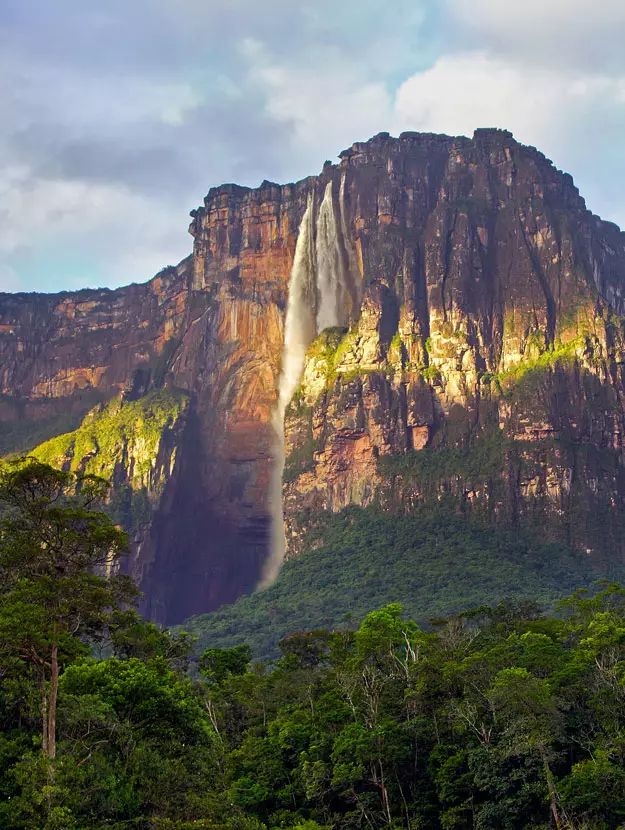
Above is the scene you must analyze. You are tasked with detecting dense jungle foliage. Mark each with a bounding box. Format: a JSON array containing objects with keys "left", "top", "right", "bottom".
[
  {"left": 31, "top": 389, "right": 189, "bottom": 482},
  {"left": 185, "top": 505, "right": 623, "bottom": 660},
  {"left": 2, "top": 460, "right": 625, "bottom": 829}
]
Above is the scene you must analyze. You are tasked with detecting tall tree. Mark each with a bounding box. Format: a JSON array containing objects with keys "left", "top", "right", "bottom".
[{"left": 0, "top": 458, "right": 137, "bottom": 763}]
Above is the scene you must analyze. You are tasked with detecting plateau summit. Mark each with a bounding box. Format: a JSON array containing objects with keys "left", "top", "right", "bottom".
[{"left": 2, "top": 128, "right": 625, "bottom": 623}]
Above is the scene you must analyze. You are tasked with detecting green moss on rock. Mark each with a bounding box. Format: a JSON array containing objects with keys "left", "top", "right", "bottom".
[
  {"left": 32, "top": 388, "right": 189, "bottom": 494},
  {"left": 30, "top": 389, "right": 189, "bottom": 534}
]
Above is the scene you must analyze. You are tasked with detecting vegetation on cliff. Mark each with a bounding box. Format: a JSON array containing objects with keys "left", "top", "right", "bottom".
[
  {"left": 184, "top": 505, "right": 622, "bottom": 661},
  {"left": 284, "top": 317, "right": 625, "bottom": 565},
  {"left": 32, "top": 389, "right": 188, "bottom": 481},
  {"left": 0, "top": 394, "right": 103, "bottom": 458},
  {"left": 1, "top": 462, "right": 625, "bottom": 829},
  {"left": 27, "top": 389, "right": 189, "bottom": 533},
  {"left": 376, "top": 429, "right": 625, "bottom": 557}
]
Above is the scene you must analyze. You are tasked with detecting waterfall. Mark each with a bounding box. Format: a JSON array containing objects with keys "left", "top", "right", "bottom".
[
  {"left": 260, "top": 181, "right": 355, "bottom": 589},
  {"left": 316, "top": 182, "right": 348, "bottom": 331},
  {"left": 260, "top": 195, "right": 317, "bottom": 589}
]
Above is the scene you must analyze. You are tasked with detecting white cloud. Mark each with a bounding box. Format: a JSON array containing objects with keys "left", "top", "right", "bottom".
[
  {"left": 395, "top": 54, "right": 582, "bottom": 143},
  {"left": 392, "top": 52, "right": 625, "bottom": 226},
  {"left": 0, "top": 167, "right": 188, "bottom": 290},
  {"left": 445, "top": 0, "right": 625, "bottom": 70},
  {"left": 239, "top": 39, "right": 393, "bottom": 169}
]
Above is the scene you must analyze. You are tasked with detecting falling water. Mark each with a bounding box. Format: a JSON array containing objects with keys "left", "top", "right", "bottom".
[
  {"left": 259, "top": 195, "right": 317, "bottom": 588},
  {"left": 260, "top": 181, "right": 356, "bottom": 588},
  {"left": 316, "top": 182, "right": 348, "bottom": 331}
]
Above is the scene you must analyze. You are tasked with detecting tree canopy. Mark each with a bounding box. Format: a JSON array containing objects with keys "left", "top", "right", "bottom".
[{"left": 1, "top": 461, "right": 625, "bottom": 829}]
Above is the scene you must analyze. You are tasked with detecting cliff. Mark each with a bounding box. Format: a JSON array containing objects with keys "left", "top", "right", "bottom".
[
  {"left": 1, "top": 128, "right": 625, "bottom": 621},
  {"left": 0, "top": 181, "right": 309, "bottom": 622},
  {"left": 282, "top": 130, "right": 625, "bottom": 564}
]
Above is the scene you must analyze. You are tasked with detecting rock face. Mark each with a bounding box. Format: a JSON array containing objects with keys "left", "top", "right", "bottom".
[
  {"left": 2, "top": 128, "right": 625, "bottom": 621},
  {"left": 283, "top": 130, "right": 625, "bottom": 565},
  {"left": 0, "top": 182, "right": 309, "bottom": 622}
]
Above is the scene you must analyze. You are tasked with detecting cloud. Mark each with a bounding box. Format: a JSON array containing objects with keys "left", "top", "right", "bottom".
[
  {"left": 155, "top": 0, "right": 428, "bottom": 72},
  {"left": 239, "top": 38, "right": 393, "bottom": 170},
  {"left": 0, "top": 0, "right": 431, "bottom": 292},
  {"left": 393, "top": 52, "right": 625, "bottom": 227},
  {"left": 444, "top": 0, "right": 625, "bottom": 71},
  {"left": 0, "top": 165, "right": 187, "bottom": 290},
  {"left": 1, "top": 0, "right": 624, "bottom": 292},
  {"left": 395, "top": 53, "right": 600, "bottom": 143}
]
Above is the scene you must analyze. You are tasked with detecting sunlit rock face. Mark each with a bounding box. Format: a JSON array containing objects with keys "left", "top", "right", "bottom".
[
  {"left": 2, "top": 128, "right": 625, "bottom": 621},
  {"left": 282, "top": 130, "right": 625, "bottom": 565}
]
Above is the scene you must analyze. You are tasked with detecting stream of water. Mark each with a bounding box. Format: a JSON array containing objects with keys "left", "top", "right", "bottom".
[{"left": 260, "top": 181, "right": 354, "bottom": 588}]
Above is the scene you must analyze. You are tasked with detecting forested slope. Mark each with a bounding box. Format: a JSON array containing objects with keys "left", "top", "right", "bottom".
[
  {"left": 2, "top": 460, "right": 625, "bottom": 829},
  {"left": 185, "top": 505, "right": 623, "bottom": 660}
]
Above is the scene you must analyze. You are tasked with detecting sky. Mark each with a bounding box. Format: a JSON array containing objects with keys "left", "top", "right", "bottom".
[{"left": 1, "top": 0, "right": 625, "bottom": 293}]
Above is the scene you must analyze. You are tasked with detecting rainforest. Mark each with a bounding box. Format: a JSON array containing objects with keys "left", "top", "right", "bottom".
[
  {"left": 3, "top": 126, "right": 625, "bottom": 829},
  {"left": 1, "top": 459, "right": 625, "bottom": 830}
]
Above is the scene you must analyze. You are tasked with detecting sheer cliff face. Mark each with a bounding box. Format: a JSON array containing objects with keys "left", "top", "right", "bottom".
[
  {"left": 282, "top": 130, "right": 625, "bottom": 563},
  {"left": 0, "top": 181, "right": 307, "bottom": 623},
  {"left": 2, "top": 128, "right": 625, "bottom": 621}
]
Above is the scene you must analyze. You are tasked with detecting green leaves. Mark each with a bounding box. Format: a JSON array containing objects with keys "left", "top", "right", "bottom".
[
  {"left": 185, "top": 505, "right": 617, "bottom": 662},
  {"left": 2, "top": 461, "right": 625, "bottom": 829},
  {"left": 199, "top": 645, "right": 252, "bottom": 685},
  {"left": 560, "top": 752, "right": 625, "bottom": 824}
]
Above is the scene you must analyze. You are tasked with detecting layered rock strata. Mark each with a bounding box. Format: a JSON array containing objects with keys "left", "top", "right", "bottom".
[
  {"left": 282, "top": 131, "right": 625, "bottom": 565},
  {"left": 1, "top": 129, "right": 625, "bottom": 620}
]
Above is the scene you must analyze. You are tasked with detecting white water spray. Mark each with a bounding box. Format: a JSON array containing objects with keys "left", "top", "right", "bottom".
[
  {"left": 260, "top": 195, "right": 317, "bottom": 588},
  {"left": 316, "top": 182, "right": 348, "bottom": 331},
  {"left": 260, "top": 181, "right": 356, "bottom": 588}
]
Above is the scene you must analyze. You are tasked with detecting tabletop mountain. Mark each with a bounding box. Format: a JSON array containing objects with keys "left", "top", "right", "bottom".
[{"left": 2, "top": 128, "right": 625, "bottom": 623}]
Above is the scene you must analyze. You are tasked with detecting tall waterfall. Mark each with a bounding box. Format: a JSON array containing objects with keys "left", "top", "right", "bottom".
[
  {"left": 260, "top": 181, "right": 357, "bottom": 589},
  {"left": 260, "top": 195, "right": 317, "bottom": 588},
  {"left": 316, "top": 182, "right": 348, "bottom": 331}
]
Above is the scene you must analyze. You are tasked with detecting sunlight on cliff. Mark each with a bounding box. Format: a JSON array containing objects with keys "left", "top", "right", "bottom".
[
  {"left": 259, "top": 178, "right": 354, "bottom": 589},
  {"left": 260, "top": 194, "right": 317, "bottom": 589}
]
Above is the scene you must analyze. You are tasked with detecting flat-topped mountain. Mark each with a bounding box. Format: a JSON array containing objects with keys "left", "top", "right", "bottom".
[{"left": 2, "top": 128, "right": 625, "bottom": 623}]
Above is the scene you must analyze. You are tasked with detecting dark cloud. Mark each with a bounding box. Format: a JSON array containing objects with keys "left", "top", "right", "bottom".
[{"left": 7, "top": 96, "right": 291, "bottom": 198}]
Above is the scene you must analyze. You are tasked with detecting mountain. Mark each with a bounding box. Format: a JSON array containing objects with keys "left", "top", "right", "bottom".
[
  {"left": 280, "top": 130, "right": 625, "bottom": 565},
  {"left": 2, "top": 128, "right": 625, "bottom": 624}
]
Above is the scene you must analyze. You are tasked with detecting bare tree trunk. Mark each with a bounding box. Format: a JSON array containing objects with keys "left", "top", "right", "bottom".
[
  {"left": 47, "top": 643, "right": 59, "bottom": 761},
  {"left": 377, "top": 761, "right": 392, "bottom": 826},
  {"left": 40, "top": 669, "right": 48, "bottom": 758},
  {"left": 541, "top": 750, "right": 562, "bottom": 830}
]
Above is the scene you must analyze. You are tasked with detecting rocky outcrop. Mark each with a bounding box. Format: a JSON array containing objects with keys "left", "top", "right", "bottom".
[
  {"left": 282, "top": 130, "right": 625, "bottom": 566},
  {"left": 32, "top": 390, "right": 189, "bottom": 591},
  {"left": 0, "top": 180, "right": 311, "bottom": 622},
  {"left": 2, "top": 128, "right": 625, "bottom": 620}
]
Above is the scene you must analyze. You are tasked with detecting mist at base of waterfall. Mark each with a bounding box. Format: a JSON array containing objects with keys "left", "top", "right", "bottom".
[{"left": 258, "top": 178, "right": 357, "bottom": 590}]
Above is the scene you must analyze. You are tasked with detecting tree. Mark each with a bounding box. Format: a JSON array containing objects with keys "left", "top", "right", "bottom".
[
  {"left": 57, "top": 657, "right": 224, "bottom": 827},
  {"left": 0, "top": 458, "right": 137, "bottom": 764},
  {"left": 199, "top": 645, "right": 252, "bottom": 685},
  {"left": 108, "top": 608, "right": 196, "bottom": 673}
]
